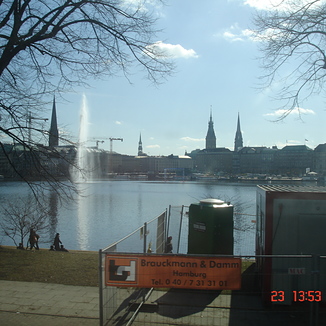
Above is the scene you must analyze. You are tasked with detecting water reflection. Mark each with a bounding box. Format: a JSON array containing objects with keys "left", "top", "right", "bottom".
[
  {"left": 0, "top": 181, "right": 257, "bottom": 253},
  {"left": 76, "top": 183, "right": 91, "bottom": 250},
  {"left": 48, "top": 190, "right": 58, "bottom": 242}
]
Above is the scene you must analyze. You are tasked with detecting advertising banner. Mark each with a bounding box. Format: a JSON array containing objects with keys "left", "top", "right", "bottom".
[{"left": 105, "top": 254, "right": 241, "bottom": 290}]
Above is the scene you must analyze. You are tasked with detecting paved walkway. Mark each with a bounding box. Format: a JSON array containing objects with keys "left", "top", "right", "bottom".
[
  {"left": 131, "top": 289, "right": 314, "bottom": 326},
  {"left": 1, "top": 280, "right": 325, "bottom": 325},
  {"left": 0, "top": 280, "right": 99, "bottom": 326}
]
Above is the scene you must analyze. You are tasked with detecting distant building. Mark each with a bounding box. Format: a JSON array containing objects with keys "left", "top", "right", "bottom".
[
  {"left": 195, "top": 148, "right": 233, "bottom": 174},
  {"left": 196, "top": 111, "right": 239, "bottom": 174},
  {"left": 313, "top": 144, "right": 326, "bottom": 175},
  {"left": 107, "top": 153, "right": 193, "bottom": 174},
  {"left": 237, "top": 146, "right": 278, "bottom": 174},
  {"left": 0, "top": 143, "right": 17, "bottom": 177},
  {"left": 275, "top": 145, "right": 313, "bottom": 175},
  {"left": 2, "top": 99, "right": 324, "bottom": 180},
  {"left": 137, "top": 133, "right": 147, "bottom": 156},
  {"left": 49, "top": 96, "right": 59, "bottom": 147},
  {"left": 0, "top": 143, "right": 43, "bottom": 179},
  {"left": 205, "top": 109, "right": 216, "bottom": 149},
  {"left": 234, "top": 113, "right": 243, "bottom": 152}
]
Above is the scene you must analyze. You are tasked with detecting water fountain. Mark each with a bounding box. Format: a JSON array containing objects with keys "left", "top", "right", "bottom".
[
  {"left": 74, "top": 94, "right": 91, "bottom": 249},
  {"left": 73, "top": 94, "right": 94, "bottom": 183}
]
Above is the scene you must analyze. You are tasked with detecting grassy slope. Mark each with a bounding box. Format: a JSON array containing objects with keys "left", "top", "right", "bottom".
[
  {"left": 0, "top": 246, "right": 256, "bottom": 291},
  {"left": 0, "top": 246, "right": 99, "bottom": 287}
]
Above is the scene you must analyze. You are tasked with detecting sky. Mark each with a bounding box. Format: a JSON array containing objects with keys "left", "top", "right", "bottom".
[{"left": 52, "top": 0, "right": 325, "bottom": 156}]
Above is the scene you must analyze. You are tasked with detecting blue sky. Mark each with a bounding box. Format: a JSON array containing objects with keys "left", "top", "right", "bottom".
[{"left": 53, "top": 0, "right": 325, "bottom": 156}]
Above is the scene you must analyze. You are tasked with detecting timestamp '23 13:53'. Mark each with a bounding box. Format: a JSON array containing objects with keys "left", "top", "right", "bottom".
[{"left": 271, "top": 290, "right": 322, "bottom": 302}]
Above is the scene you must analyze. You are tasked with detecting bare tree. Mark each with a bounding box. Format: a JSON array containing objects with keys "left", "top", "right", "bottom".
[
  {"left": 253, "top": 0, "right": 326, "bottom": 119},
  {"left": 0, "top": 197, "right": 50, "bottom": 248},
  {"left": 0, "top": 0, "right": 173, "bottom": 197}
]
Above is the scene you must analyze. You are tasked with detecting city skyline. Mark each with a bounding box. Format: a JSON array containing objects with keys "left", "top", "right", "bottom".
[{"left": 41, "top": 1, "right": 324, "bottom": 155}]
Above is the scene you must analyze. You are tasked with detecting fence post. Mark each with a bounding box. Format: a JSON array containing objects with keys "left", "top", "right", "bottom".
[
  {"left": 177, "top": 205, "right": 184, "bottom": 254},
  {"left": 143, "top": 222, "right": 147, "bottom": 253},
  {"left": 166, "top": 205, "right": 171, "bottom": 241},
  {"left": 99, "top": 249, "right": 103, "bottom": 326}
]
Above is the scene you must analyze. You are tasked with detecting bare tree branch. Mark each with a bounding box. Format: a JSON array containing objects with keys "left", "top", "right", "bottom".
[
  {"left": 0, "top": 0, "right": 173, "bottom": 199},
  {"left": 253, "top": 0, "right": 326, "bottom": 117},
  {"left": 0, "top": 198, "right": 50, "bottom": 247}
]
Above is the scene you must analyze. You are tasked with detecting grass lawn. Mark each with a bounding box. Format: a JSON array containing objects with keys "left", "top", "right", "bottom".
[
  {"left": 0, "top": 246, "right": 99, "bottom": 287},
  {"left": 0, "top": 246, "right": 256, "bottom": 291}
]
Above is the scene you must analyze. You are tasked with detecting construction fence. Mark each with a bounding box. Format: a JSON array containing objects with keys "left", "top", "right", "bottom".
[{"left": 99, "top": 206, "right": 326, "bottom": 326}]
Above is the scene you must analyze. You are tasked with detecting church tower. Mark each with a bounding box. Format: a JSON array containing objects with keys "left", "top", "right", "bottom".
[
  {"left": 49, "top": 96, "right": 59, "bottom": 147},
  {"left": 205, "top": 108, "right": 216, "bottom": 149},
  {"left": 234, "top": 113, "right": 243, "bottom": 152},
  {"left": 138, "top": 133, "right": 143, "bottom": 156}
]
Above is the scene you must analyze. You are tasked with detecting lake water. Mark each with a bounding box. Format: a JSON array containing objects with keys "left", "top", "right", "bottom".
[{"left": 0, "top": 180, "right": 257, "bottom": 255}]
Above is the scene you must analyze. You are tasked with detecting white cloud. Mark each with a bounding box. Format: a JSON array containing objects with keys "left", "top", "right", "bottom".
[
  {"left": 217, "top": 24, "right": 257, "bottom": 42},
  {"left": 180, "top": 137, "right": 205, "bottom": 142},
  {"left": 244, "top": 0, "right": 325, "bottom": 11},
  {"left": 244, "top": 0, "right": 281, "bottom": 10},
  {"left": 115, "top": 121, "right": 122, "bottom": 125},
  {"left": 223, "top": 31, "right": 244, "bottom": 42},
  {"left": 264, "top": 107, "right": 316, "bottom": 117},
  {"left": 145, "top": 41, "right": 199, "bottom": 59}
]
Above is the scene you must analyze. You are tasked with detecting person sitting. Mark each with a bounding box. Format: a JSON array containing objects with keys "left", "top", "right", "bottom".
[
  {"left": 49, "top": 245, "right": 55, "bottom": 251},
  {"left": 17, "top": 243, "right": 24, "bottom": 250},
  {"left": 59, "top": 245, "right": 69, "bottom": 252}
]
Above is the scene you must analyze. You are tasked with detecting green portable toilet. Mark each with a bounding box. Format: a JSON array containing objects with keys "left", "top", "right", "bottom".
[{"left": 188, "top": 198, "right": 234, "bottom": 255}]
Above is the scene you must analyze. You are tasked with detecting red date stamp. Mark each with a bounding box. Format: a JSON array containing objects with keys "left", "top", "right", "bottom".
[{"left": 271, "top": 290, "right": 322, "bottom": 302}]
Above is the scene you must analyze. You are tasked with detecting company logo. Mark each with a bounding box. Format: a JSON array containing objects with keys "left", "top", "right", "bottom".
[{"left": 106, "top": 257, "right": 138, "bottom": 285}]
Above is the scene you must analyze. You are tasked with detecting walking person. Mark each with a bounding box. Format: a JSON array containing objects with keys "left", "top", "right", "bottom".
[
  {"left": 53, "top": 233, "right": 62, "bottom": 251},
  {"left": 34, "top": 231, "right": 40, "bottom": 250},
  {"left": 28, "top": 228, "right": 39, "bottom": 250}
]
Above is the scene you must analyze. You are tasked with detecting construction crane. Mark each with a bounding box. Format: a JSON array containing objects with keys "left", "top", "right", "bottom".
[
  {"left": 89, "top": 139, "right": 104, "bottom": 149},
  {"left": 109, "top": 137, "right": 123, "bottom": 153},
  {"left": 27, "top": 111, "right": 48, "bottom": 144},
  {"left": 88, "top": 137, "right": 108, "bottom": 149}
]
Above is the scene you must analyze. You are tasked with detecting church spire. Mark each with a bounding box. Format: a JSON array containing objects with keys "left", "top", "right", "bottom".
[
  {"left": 49, "top": 96, "right": 59, "bottom": 147},
  {"left": 138, "top": 132, "right": 143, "bottom": 156},
  {"left": 205, "top": 106, "right": 216, "bottom": 149},
  {"left": 234, "top": 113, "right": 243, "bottom": 152}
]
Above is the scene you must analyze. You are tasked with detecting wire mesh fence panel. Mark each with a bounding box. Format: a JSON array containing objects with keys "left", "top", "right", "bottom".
[
  {"left": 114, "top": 255, "right": 326, "bottom": 326},
  {"left": 243, "top": 255, "right": 326, "bottom": 326},
  {"left": 320, "top": 256, "right": 326, "bottom": 301},
  {"left": 166, "top": 205, "right": 186, "bottom": 254},
  {"left": 103, "top": 226, "right": 145, "bottom": 254},
  {"left": 100, "top": 210, "right": 169, "bottom": 326},
  {"left": 177, "top": 206, "right": 189, "bottom": 254},
  {"left": 99, "top": 206, "right": 326, "bottom": 326},
  {"left": 145, "top": 211, "right": 167, "bottom": 254}
]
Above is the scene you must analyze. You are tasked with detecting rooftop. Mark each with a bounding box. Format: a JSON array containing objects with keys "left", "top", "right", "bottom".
[{"left": 258, "top": 184, "right": 326, "bottom": 193}]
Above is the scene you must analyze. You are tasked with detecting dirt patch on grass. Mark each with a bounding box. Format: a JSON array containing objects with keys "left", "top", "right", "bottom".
[{"left": 0, "top": 246, "right": 98, "bottom": 287}]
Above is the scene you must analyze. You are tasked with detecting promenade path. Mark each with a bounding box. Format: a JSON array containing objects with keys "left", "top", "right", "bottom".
[
  {"left": 1, "top": 280, "right": 324, "bottom": 325},
  {"left": 0, "top": 280, "right": 99, "bottom": 326}
]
